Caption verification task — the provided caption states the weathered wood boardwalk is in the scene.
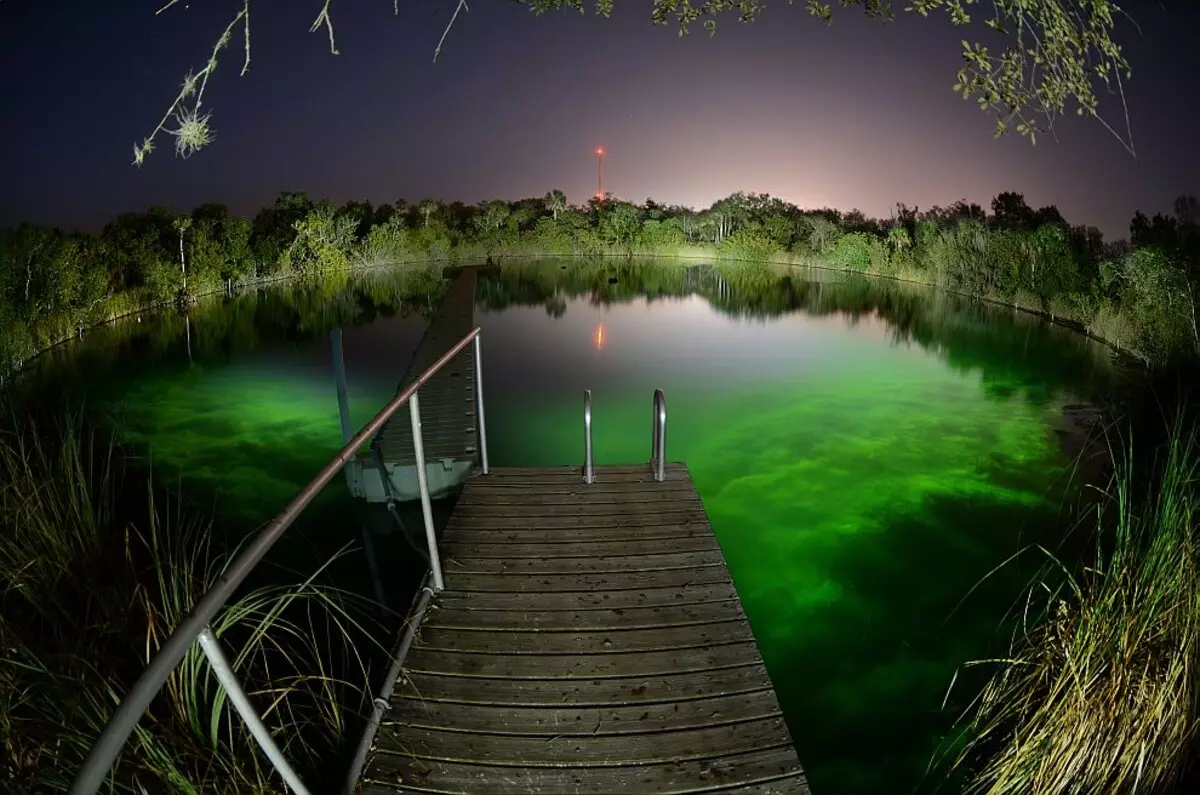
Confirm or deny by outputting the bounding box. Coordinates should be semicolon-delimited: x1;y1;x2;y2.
359;463;809;794
357;268;480;501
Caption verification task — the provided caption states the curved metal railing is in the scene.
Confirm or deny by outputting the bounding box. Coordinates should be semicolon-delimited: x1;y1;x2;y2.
651;388;667;481
583;389;595;484
69;327;489;795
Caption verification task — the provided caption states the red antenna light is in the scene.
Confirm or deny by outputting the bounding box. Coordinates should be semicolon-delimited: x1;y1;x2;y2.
595;146;605;199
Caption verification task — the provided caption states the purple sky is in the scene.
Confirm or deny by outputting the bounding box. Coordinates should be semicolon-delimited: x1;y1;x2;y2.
1;1;1197;239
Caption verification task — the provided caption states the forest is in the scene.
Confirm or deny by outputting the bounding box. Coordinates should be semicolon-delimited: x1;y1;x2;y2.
1;189;1197;380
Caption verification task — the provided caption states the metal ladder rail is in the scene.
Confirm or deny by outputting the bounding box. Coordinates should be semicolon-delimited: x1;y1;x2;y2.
581;387;668;483
651;387;667;482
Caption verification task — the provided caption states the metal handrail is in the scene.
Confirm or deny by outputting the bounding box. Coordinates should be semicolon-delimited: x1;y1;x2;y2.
583;389;595;484
340;571;434;794
651;388;667;482
70;327;487;795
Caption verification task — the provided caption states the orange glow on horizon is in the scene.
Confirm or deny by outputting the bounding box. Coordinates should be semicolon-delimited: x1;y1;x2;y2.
593;322;606;350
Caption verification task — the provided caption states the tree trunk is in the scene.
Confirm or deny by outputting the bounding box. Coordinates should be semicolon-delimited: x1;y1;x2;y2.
179;230;188;291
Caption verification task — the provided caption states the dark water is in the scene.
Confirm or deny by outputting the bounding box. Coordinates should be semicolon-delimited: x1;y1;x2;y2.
20;259;1117;794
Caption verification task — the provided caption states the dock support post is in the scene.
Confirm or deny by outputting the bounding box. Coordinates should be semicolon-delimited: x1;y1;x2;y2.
331;328;353;444
331;327;362;493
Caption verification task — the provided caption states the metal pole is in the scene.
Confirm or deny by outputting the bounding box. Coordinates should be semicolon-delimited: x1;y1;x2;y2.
652;389;667;482
583;389;595;484
331;328;353;445
341;577;434;795
409;392;445;591
473;335;489;475
196;627;312;795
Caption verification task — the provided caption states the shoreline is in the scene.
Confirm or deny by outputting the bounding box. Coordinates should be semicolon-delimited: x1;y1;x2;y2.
8;247;1144;386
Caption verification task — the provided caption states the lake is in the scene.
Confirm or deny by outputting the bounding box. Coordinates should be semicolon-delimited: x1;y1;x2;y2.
20;258;1117;794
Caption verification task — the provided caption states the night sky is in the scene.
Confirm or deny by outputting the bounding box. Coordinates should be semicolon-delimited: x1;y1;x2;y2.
2;1;1197;239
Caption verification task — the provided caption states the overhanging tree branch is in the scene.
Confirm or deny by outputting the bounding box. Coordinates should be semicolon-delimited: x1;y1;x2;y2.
134;0;1138;165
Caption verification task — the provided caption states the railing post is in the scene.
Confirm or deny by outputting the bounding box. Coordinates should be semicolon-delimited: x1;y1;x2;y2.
68;328;481;794
583;389;595;484
409;392;445;591
196;627;312;795
473;334;489;475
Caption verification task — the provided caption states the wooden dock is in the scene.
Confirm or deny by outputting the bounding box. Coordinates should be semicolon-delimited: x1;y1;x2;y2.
358;463;809;794
356;268;480;502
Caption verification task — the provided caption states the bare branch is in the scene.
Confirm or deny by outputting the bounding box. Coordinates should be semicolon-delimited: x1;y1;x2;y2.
435;0;471;63
310;0;340;55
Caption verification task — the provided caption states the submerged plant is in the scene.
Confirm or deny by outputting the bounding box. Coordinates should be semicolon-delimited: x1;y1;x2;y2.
0;417;384;793
949;423;1200;794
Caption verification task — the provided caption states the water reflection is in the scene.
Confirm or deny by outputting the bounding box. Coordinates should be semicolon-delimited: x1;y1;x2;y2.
10;257;1120;795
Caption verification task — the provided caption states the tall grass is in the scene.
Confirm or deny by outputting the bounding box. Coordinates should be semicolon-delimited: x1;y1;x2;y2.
951;423;1200;794
0;419;382;793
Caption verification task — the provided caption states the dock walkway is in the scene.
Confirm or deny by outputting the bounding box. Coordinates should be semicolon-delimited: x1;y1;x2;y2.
67;278;810;795
356;268;480;502
358;463;808;794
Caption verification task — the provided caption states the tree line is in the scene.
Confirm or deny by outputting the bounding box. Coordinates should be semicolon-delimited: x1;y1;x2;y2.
1;188;1197;376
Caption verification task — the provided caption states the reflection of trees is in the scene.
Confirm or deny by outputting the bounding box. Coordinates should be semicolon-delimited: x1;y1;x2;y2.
477;259;690;314
16;266;447;403
480;259;1115;406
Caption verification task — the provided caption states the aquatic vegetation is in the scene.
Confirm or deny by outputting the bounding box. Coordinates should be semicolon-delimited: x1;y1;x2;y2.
0;419;383;793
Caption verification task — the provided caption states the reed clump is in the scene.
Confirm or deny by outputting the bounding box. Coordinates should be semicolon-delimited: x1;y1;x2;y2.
0;419;377;793
953;424;1200;794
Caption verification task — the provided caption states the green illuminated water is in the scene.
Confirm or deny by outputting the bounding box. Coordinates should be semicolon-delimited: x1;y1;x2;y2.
22;259;1116;794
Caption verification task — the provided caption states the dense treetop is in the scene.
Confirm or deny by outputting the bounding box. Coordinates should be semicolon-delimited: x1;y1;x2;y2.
1;187;1196;380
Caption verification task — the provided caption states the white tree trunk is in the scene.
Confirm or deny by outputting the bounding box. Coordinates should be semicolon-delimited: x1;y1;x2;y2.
179;231;187;291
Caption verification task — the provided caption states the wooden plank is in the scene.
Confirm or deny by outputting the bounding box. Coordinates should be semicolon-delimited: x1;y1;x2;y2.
403;641;765;678
373;717;793;765
416;620;753;654
400;664;772;707
446;567;729;593
463;480;698;495
360;747;807;794
447;511;712;531
435;582;740;611
425;601;743;632
451;501;706;519
357;463;806;794
456;493;705;508
468;465;688;484
715;776;811;794
444;550;726;575
478;463;689;476
445;526;721;545
388;690;782;736
442;536;721;559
